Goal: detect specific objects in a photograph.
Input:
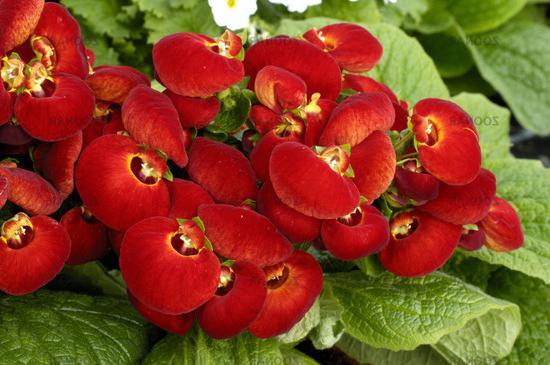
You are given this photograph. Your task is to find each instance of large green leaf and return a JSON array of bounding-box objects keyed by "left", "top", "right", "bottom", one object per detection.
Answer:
[
  {"left": 446, "top": 0, "right": 526, "bottom": 34},
  {"left": 277, "top": 299, "right": 320, "bottom": 345},
  {"left": 324, "top": 271, "right": 520, "bottom": 352},
  {"left": 142, "top": 327, "right": 283, "bottom": 364},
  {"left": 338, "top": 334, "right": 448, "bottom": 365},
  {"left": 304, "top": 0, "right": 381, "bottom": 24},
  {"left": 308, "top": 285, "right": 345, "bottom": 350},
  {"left": 0, "top": 290, "right": 151, "bottom": 365},
  {"left": 281, "top": 348, "right": 318, "bottom": 365},
  {"left": 465, "top": 20, "right": 550, "bottom": 135},
  {"left": 275, "top": 18, "right": 449, "bottom": 104},
  {"left": 489, "top": 269, "right": 550, "bottom": 364}
]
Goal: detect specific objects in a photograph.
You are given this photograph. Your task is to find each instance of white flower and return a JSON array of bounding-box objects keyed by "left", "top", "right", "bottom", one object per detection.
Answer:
[
  {"left": 208, "top": 0, "right": 257, "bottom": 30},
  {"left": 268, "top": 0, "right": 321, "bottom": 13}
]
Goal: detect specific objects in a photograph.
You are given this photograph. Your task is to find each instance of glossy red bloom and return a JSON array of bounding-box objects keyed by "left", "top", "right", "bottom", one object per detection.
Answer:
[
  {"left": 250, "top": 130, "right": 301, "bottom": 182},
  {"left": 394, "top": 162, "right": 440, "bottom": 203},
  {"left": 412, "top": 98, "right": 481, "bottom": 185},
  {"left": 60, "top": 206, "right": 109, "bottom": 265},
  {"left": 122, "top": 85, "right": 188, "bottom": 167},
  {"left": 303, "top": 98, "right": 336, "bottom": 147},
  {"left": 0, "top": 176, "right": 8, "bottom": 208},
  {"left": 0, "top": 162, "right": 61, "bottom": 215},
  {"left": 187, "top": 137, "right": 258, "bottom": 206},
  {"left": 32, "top": 3, "right": 89, "bottom": 79},
  {"left": 480, "top": 197, "right": 523, "bottom": 252},
  {"left": 248, "top": 251, "right": 323, "bottom": 338},
  {"left": 199, "top": 204, "right": 293, "bottom": 266},
  {"left": 303, "top": 23, "right": 382, "bottom": 73},
  {"left": 418, "top": 168, "right": 496, "bottom": 224},
  {"left": 198, "top": 262, "right": 267, "bottom": 339},
  {"left": 87, "top": 66, "right": 150, "bottom": 104},
  {"left": 257, "top": 180, "right": 321, "bottom": 243},
  {"left": 120, "top": 217, "right": 221, "bottom": 315},
  {"left": 129, "top": 291, "right": 194, "bottom": 335},
  {"left": 322, "top": 205, "right": 389, "bottom": 260},
  {"left": 245, "top": 38, "right": 342, "bottom": 101},
  {"left": 75, "top": 134, "right": 170, "bottom": 230},
  {"left": 458, "top": 228, "right": 485, "bottom": 251},
  {"left": 0, "top": 0, "right": 44, "bottom": 54},
  {"left": 15, "top": 73, "right": 95, "bottom": 141},
  {"left": 249, "top": 105, "right": 282, "bottom": 136},
  {"left": 164, "top": 90, "right": 220, "bottom": 129},
  {"left": 319, "top": 92, "right": 394, "bottom": 147},
  {"left": 350, "top": 131, "right": 396, "bottom": 202},
  {"left": 379, "top": 210, "right": 462, "bottom": 277},
  {"left": 168, "top": 178, "right": 214, "bottom": 220},
  {"left": 269, "top": 142, "right": 360, "bottom": 219},
  {"left": 0, "top": 212, "right": 70, "bottom": 295},
  {"left": 342, "top": 74, "right": 409, "bottom": 131},
  {"left": 255, "top": 66, "right": 307, "bottom": 113},
  {"left": 153, "top": 32, "right": 244, "bottom": 97},
  {"left": 33, "top": 131, "right": 83, "bottom": 200}
]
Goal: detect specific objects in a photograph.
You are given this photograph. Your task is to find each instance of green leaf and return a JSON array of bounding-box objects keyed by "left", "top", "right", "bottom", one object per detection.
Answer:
[
  {"left": 309, "top": 285, "right": 345, "bottom": 350},
  {"left": 488, "top": 269, "right": 550, "bottom": 364},
  {"left": 304, "top": 0, "right": 381, "bottom": 24},
  {"left": 0, "top": 290, "right": 151, "bottom": 364},
  {"left": 207, "top": 88, "right": 252, "bottom": 134},
  {"left": 281, "top": 348, "right": 319, "bottom": 365},
  {"left": 133, "top": 0, "right": 173, "bottom": 18},
  {"left": 47, "top": 262, "right": 127, "bottom": 298},
  {"left": 277, "top": 299, "right": 320, "bottom": 344},
  {"left": 417, "top": 30, "right": 474, "bottom": 78},
  {"left": 366, "top": 22, "right": 450, "bottom": 104},
  {"left": 142, "top": 327, "right": 284, "bottom": 364},
  {"left": 61, "top": 0, "right": 133, "bottom": 39},
  {"left": 324, "top": 271, "right": 520, "bottom": 352},
  {"left": 338, "top": 334, "right": 448, "bottom": 365},
  {"left": 461, "top": 158, "right": 550, "bottom": 284},
  {"left": 143, "top": 2, "right": 220, "bottom": 43},
  {"left": 404, "top": 1, "right": 454, "bottom": 34},
  {"left": 452, "top": 93, "right": 512, "bottom": 161},
  {"left": 444, "top": 68, "right": 497, "bottom": 97},
  {"left": 464, "top": 20, "right": 550, "bottom": 135},
  {"left": 446, "top": 0, "right": 526, "bottom": 34},
  {"left": 355, "top": 255, "right": 385, "bottom": 277}
]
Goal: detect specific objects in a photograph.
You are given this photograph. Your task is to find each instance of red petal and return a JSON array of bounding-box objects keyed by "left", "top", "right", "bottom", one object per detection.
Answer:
[
  {"left": 164, "top": 90, "right": 220, "bottom": 129},
  {"left": 458, "top": 229, "right": 485, "bottom": 251},
  {"left": 245, "top": 38, "right": 342, "bottom": 101},
  {"left": 379, "top": 210, "right": 462, "bottom": 277},
  {"left": 33, "top": 131, "right": 82, "bottom": 200},
  {"left": 102, "top": 110, "right": 125, "bottom": 135},
  {"left": 248, "top": 251, "right": 323, "bottom": 338},
  {"left": 250, "top": 131, "right": 300, "bottom": 182},
  {"left": 168, "top": 178, "right": 214, "bottom": 220},
  {"left": 394, "top": 165, "right": 440, "bottom": 203},
  {"left": 0, "top": 214, "right": 70, "bottom": 295},
  {"left": 33, "top": 3, "right": 88, "bottom": 79},
  {"left": 0, "top": 176, "right": 9, "bottom": 208},
  {"left": 198, "top": 261, "right": 267, "bottom": 339},
  {"left": 153, "top": 33, "right": 244, "bottom": 97},
  {"left": 322, "top": 205, "right": 389, "bottom": 260},
  {"left": 0, "top": 83, "right": 13, "bottom": 126},
  {"left": 0, "top": 0, "right": 44, "bottom": 54},
  {"left": 319, "top": 92, "right": 394, "bottom": 147},
  {"left": 187, "top": 137, "right": 258, "bottom": 206},
  {"left": 249, "top": 105, "right": 282, "bottom": 136},
  {"left": 75, "top": 134, "right": 170, "bottom": 230},
  {"left": 129, "top": 290, "right": 193, "bottom": 335},
  {"left": 350, "top": 131, "right": 396, "bottom": 202},
  {"left": 304, "top": 24, "right": 382, "bottom": 73},
  {"left": 412, "top": 98, "right": 481, "bottom": 185},
  {"left": 60, "top": 206, "right": 109, "bottom": 265},
  {"left": 0, "top": 123, "right": 32, "bottom": 146},
  {"left": 199, "top": 204, "right": 293, "bottom": 266},
  {"left": 342, "top": 75, "right": 398, "bottom": 103},
  {"left": 269, "top": 142, "right": 360, "bottom": 219},
  {"left": 87, "top": 66, "right": 150, "bottom": 104},
  {"left": 303, "top": 99, "right": 336, "bottom": 147},
  {"left": 418, "top": 168, "right": 496, "bottom": 224},
  {"left": 480, "top": 197, "right": 523, "bottom": 252},
  {"left": 15, "top": 73, "right": 95, "bottom": 141},
  {"left": 82, "top": 119, "right": 105, "bottom": 149},
  {"left": 120, "top": 216, "right": 221, "bottom": 314},
  {"left": 0, "top": 164, "right": 61, "bottom": 215},
  {"left": 108, "top": 229, "right": 124, "bottom": 256},
  {"left": 255, "top": 66, "right": 307, "bottom": 113},
  {"left": 257, "top": 180, "right": 321, "bottom": 243},
  {"left": 122, "top": 85, "right": 188, "bottom": 167}
]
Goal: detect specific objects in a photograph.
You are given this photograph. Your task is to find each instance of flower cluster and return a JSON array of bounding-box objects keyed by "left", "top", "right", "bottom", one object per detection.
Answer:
[{"left": 0, "top": 1, "right": 523, "bottom": 340}]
